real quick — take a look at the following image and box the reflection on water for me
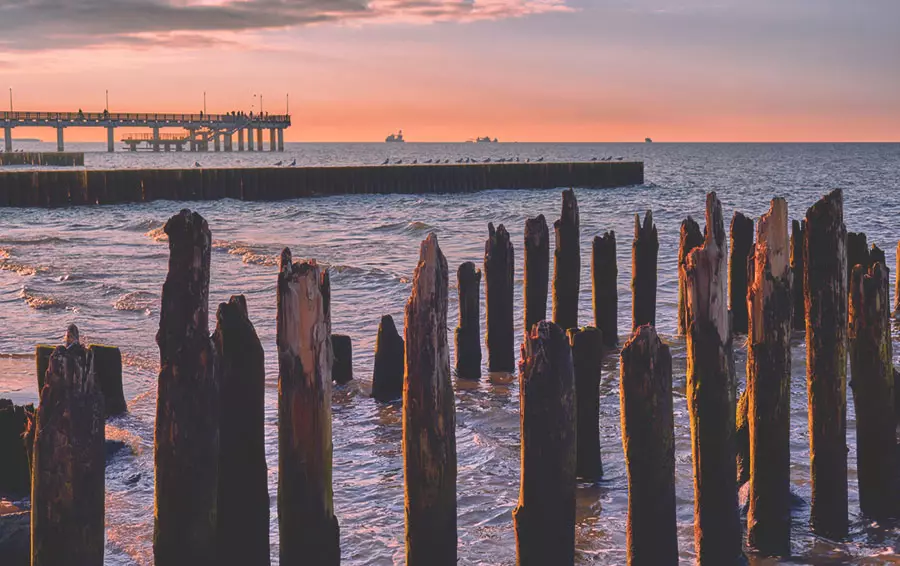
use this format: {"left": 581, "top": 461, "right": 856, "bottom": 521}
{"left": 1, "top": 142, "right": 900, "bottom": 564}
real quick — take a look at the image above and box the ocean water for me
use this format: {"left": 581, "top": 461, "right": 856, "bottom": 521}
{"left": 1, "top": 142, "right": 900, "bottom": 565}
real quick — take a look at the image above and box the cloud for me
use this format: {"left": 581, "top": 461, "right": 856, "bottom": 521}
{"left": 0, "top": 0, "right": 574, "bottom": 52}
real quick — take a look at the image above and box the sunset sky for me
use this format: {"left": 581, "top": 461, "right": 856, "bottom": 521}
{"left": 2, "top": 0, "right": 898, "bottom": 142}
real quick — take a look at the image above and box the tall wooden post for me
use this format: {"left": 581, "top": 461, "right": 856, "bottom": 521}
{"left": 847, "top": 232, "right": 867, "bottom": 290}
{"left": 746, "top": 198, "right": 792, "bottom": 555}
{"left": 730, "top": 211, "right": 754, "bottom": 334}
{"left": 632, "top": 211, "right": 658, "bottom": 330}
{"left": 553, "top": 189, "right": 580, "bottom": 332}
{"left": 791, "top": 220, "right": 806, "bottom": 331}
{"left": 804, "top": 188, "right": 848, "bottom": 539}
{"left": 404, "top": 233, "right": 457, "bottom": 564}
{"left": 455, "top": 261, "right": 482, "bottom": 380}
{"left": 31, "top": 336, "right": 105, "bottom": 566}
{"left": 513, "top": 321, "right": 576, "bottom": 566}
{"left": 154, "top": 209, "right": 219, "bottom": 564}
{"left": 569, "top": 326, "right": 603, "bottom": 481}
{"left": 895, "top": 241, "right": 900, "bottom": 318}
{"left": 485, "top": 222, "right": 515, "bottom": 373}
{"left": 678, "top": 217, "right": 703, "bottom": 335}
{"left": 332, "top": 334, "right": 354, "bottom": 385}
{"left": 372, "top": 315, "right": 404, "bottom": 402}
{"left": 87, "top": 345, "right": 127, "bottom": 416}
{"left": 213, "top": 295, "right": 270, "bottom": 565}
{"left": 684, "top": 192, "right": 743, "bottom": 564}
{"left": 277, "top": 251, "right": 340, "bottom": 564}
{"left": 592, "top": 231, "right": 618, "bottom": 348}
{"left": 524, "top": 215, "right": 549, "bottom": 333}
{"left": 848, "top": 262, "right": 896, "bottom": 520}
{"left": 620, "top": 325, "right": 677, "bottom": 566}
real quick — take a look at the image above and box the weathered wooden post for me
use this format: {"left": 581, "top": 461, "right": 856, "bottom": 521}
{"left": 592, "top": 231, "right": 618, "bottom": 348}
{"left": 0, "top": 399, "right": 32, "bottom": 496}
{"left": 332, "top": 334, "right": 354, "bottom": 385}
{"left": 213, "top": 295, "right": 270, "bottom": 565}
{"left": 372, "top": 314, "right": 404, "bottom": 402}
{"left": 678, "top": 217, "right": 703, "bottom": 335}
{"left": 553, "top": 189, "right": 580, "bottom": 332}
{"left": 32, "top": 333, "right": 105, "bottom": 566}
{"left": 513, "top": 321, "right": 576, "bottom": 566}
{"left": 735, "top": 389, "right": 750, "bottom": 487}
{"left": 895, "top": 241, "right": 900, "bottom": 318}
{"left": 455, "top": 261, "right": 482, "bottom": 380}
{"left": 404, "top": 233, "right": 457, "bottom": 564}
{"left": 88, "top": 344, "right": 127, "bottom": 416}
{"left": 730, "top": 211, "right": 754, "bottom": 334}
{"left": 485, "top": 222, "right": 515, "bottom": 373}
{"left": 804, "top": 188, "right": 848, "bottom": 539}
{"left": 684, "top": 192, "right": 743, "bottom": 564}
{"left": 848, "top": 262, "right": 896, "bottom": 520}
{"left": 746, "top": 198, "right": 792, "bottom": 555}
{"left": 569, "top": 326, "right": 603, "bottom": 481}
{"left": 847, "top": 232, "right": 867, "bottom": 289}
{"left": 791, "top": 220, "right": 806, "bottom": 330}
{"left": 632, "top": 211, "right": 658, "bottom": 330}
{"left": 154, "top": 209, "right": 219, "bottom": 564}
{"left": 620, "top": 325, "right": 677, "bottom": 566}
{"left": 524, "top": 214, "right": 550, "bottom": 333}
{"left": 277, "top": 251, "right": 340, "bottom": 564}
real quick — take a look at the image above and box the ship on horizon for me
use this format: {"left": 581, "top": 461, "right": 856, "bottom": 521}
{"left": 385, "top": 130, "right": 405, "bottom": 143}
{"left": 470, "top": 136, "right": 498, "bottom": 143}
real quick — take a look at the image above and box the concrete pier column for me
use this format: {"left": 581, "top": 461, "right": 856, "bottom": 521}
{"left": 3, "top": 126, "right": 11, "bottom": 152}
{"left": 269, "top": 128, "right": 276, "bottom": 152}
{"left": 152, "top": 126, "right": 161, "bottom": 152}
{"left": 106, "top": 127, "right": 115, "bottom": 153}
{"left": 238, "top": 129, "right": 244, "bottom": 152}
{"left": 277, "top": 128, "right": 284, "bottom": 152}
{"left": 247, "top": 127, "right": 255, "bottom": 151}
{"left": 214, "top": 133, "right": 221, "bottom": 152}
{"left": 57, "top": 127, "right": 65, "bottom": 152}
{"left": 256, "top": 128, "right": 263, "bottom": 151}
{"left": 224, "top": 133, "right": 233, "bottom": 152}
{"left": 189, "top": 129, "right": 197, "bottom": 152}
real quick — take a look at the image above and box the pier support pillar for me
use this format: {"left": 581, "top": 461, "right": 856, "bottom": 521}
{"left": 247, "top": 127, "right": 254, "bottom": 151}
{"left": 238, "top": 129, "right": 244, "bottom": 152}
{"left": 106, "top": 127, "right": 114, "bottom": 153}
{"left": 3, "top": 126, "right": 11, "bottom": 151}
{"left": 56, "top": 127, "right": 65, "bottom": 152}
{"left": 224, "top": 133, "right": 233, "bottom": 152}
{"left": 256, "top": 128, "right": 263, "bottom": 151}
{"left": 189, "top": 129, "right": 197, "bottom": 152}
{"left": 214, "top": 133, "right": 221, "bottom": 152}
{"left": 269, "top": 128, "right": 276, "bottom": 152}
{"left": 277, "top": 128, "right": 284, "bottom": 152}
{"left": 152, "top": 126, "right": 160, "bottom": 152}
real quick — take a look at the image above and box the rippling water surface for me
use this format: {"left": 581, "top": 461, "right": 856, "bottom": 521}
{"left": 2, "top": 142, "right": 900, "bottom": 565}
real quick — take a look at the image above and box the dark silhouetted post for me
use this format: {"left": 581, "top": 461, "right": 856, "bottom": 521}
{"left": 372, "top": 315, "right": 404, "bottom": 402}
{"left": 277, "top": 251, "right": 340, "bottom": 564}
{"left": 214, "top": 295, "right": 270, "bottom": 565}
{"left": 524, "top": 215, "right": 549, "bottom": 334}
{"left": 847, "top": 232, "right": 867, "bottom": 290}
{"left": 678, "top": 217, "right": 703, "bottom": 335}
{"left": 88, "top": 344, "right": 127, "bottom": 416}
{"left": 404, "top": 233, "right": 457, "bottom": 565}
{"left": 332, "top": 334, "right": 354, "bottom": 385}
{"left": 791, "top": 220, "right": 806, "bottom": 330}
{"left": 485, "top": 223, "right": 515, "bottom": 373}
{"left": 0, "top": 399, "right": 32, "bottom": 496}
{"left": 684, "top": 193, "right": 743, "bottom": 564}
{"left": 514, "top": 321, "right": 576, "bottom": 566}
{"left": 804, "top": 188, "right": 848, "bottom": 539}
{"left": 455, "top": 261, "right": 482, "bottom": 380}
{"left": 730, "top": 211, "right": 754, "bottom": 334}
{"left": 569, "top": 326, "right": 603, "bottom": 481}
{"left": 632, "top": 211, "right": 658, "bottom": 330}
{"left": 154, "top": 210, "right": 219, "bottom": 564}
{"left": 896, "top": 242, "right": 900, "bottom": 318}
{"left": 553, "top": 189, "right": 580, "bottom": 332}
{"left": 619, "top": 325, "right": 677, "bottom": 566}
{"left": 746, "top": 198, "right": 792, "bottom": 555}
{"left": 592, "top": 231, "right": 618, "bottom": 348}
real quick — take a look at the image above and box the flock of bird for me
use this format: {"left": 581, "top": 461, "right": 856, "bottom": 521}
{"left": 378, "top": 156, "right": 624, "bottom": 165}
{"left": 193, "top": 158, "right": 297, "bottom": 168}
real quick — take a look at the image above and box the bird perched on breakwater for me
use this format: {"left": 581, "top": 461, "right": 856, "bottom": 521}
{"left": 412, "top": 159, "right": 418, "bottom": 164}
{"left": 536, "top": 157, "right": 544, "bottom": 162}
{"left": 591, "top": 157, "right": 597, "bottom": 161}
{"left": 274, "top": 160, "right": 283, "bottom": 166}
{"left": 615, "top": 156, "right": 624, "bottom": 161}
{"left": 288, "top": 159, "right": 296, "bottom": 167}
{"left": 382, "top": 158, "right": 390, "bottom": 165}
{"left": 395, "top": 159, "right": 403, "bottom": 164}
{"left": 484, "top": 158, "right": 491, "bottom": 163}
{"left": 424, "top": 159, "right": 433, "bottom": 164}
{"left": 194, "top": 161, "right": 201, "bottom": 168}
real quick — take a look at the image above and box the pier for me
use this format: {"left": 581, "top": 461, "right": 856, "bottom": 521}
{"left": 0, "top": 111, "right": 290, "bottom": 153}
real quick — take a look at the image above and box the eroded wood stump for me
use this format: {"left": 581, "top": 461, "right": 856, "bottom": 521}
{"left": 569, "top": 326, "right": 603, "bottom": 481}
{"left": 847, "top": 232, "right": 868, "bottom": 290}
{"left": 372, "top": 314, "right": 404, "bottom": 402}
{"left": 0, "top": 399, "right": 33, "bottom": 496}
{"left": 524, "top": 215, "right": 549, "bottom": 333}
{"left": 804, "top": 188, "right": 848, "bottom": 539}
{"left": 632, "top": 211, "right": 658, "bottom": 330}
{"left": 619, "top": 325, "right": 677, "bottom": 566}
{"left": 791, "top": 220, "right": 806, "bottom": 331}
{"left": 485, "top": 222, "right": 515, "bottom": 373}
{"left": 153, "top": 209, "right": 219, "bottom": 564}
{"left": 553, "top": 189, "right": 580, "bottom": 332}
{"left": 404, "top": 233, "right": 457, "bottom": 564}
{"left": 277, "top": 251, "right": 340, "bottom": 564}
{"left": 213, "top": 295, "right": 270, "bottom": 565}
{"left": 88, "top": 344, "right": 127, "bottom": 416}
{"left": 332, "top": 333, "right": 354, "bottom": 385}
{"left": 455, "top": 261, "right": 482, "bottom": 380}
{"left": 592, "top": 231, "right": 618, "bottom": 348}
{"left": 735, "top": 389, "right": 750, "bottom": 488}
{"left": 746, "top": 198, "right": 792, "bottom": 555}
{"left": 513, "top": 321, "right": 576, "bottom": 566}
{"left": 730, "top": 211, "right": 754, "bottom": 335}
{"left": 34, "top": 345, "right": 53, "bottom": 392}
{"left": 678, "top": 217, "right": 703, "bottom": 335}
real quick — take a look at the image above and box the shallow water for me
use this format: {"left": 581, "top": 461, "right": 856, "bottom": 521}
{"left": 2, "top": 142, "right": 900, "bottom": 564}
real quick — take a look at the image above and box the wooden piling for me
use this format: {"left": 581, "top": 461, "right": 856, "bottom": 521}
{"left": 213, "top": 295, "right": 270, "bottom": 565}
{"left": 277, "top": 251, "right": 340, "bottom": 564}
{"left": 632, "top": 211, "right": 658, "bottom": 330}
{"left": 553, "top": 189, "right": 580, "bottom": 332}
{"left": 791, "top": 220, "right": 806, "bottom": 331}
{"left": 735, "top": 389, "right": 750, "bottom": 487}
{"left": 455, "top": 261, "right": 482, "bottom": 380}
{"left": 35, "top": 345, "right": 54, "bottom": 392}
{"left": 804, "top": 188, "right": 848, "bottom": 539}
{"left": 746, "top": 198, "right": 792, "bottom": 555}
{"left": 848, "top": 262, "right": 896, "bottom": 519}
{"left": 332, "top": 334, "right": 354, "bottom": 385}
{"left": 592, "top": 231, "right": 618, "bottom": 348}
{"left": 730, "top": 212, "right": 754, "bottom": 334}
{"left": 0, "top": 399, "right": 33, "bottom": 496}
{"left": 372, "top": 315, "right": 405, "bottom": 402}
{"left": 619, "top": 325, "right": 677, "bottom": 566}
{"left": 153, "top": 209, "right": 219, "bottom": 564}
{"left": 896, "top": 241, "right": 900, "bottom": 318}
{"left": 569, "top": 326, "right": 603, "bottom": 481}
{"left": 678, "top": 217, "right": 704, "bottom": 335}
{"left": 524, "top": 215, "right": 550, "bottom": 333}
{"left": 403, "top": 233, "right": 457, "bottom": 564}
{"left": 513, "top": 320, "right": 576, "bottom": 566}
{"left": 31, "top": 337, "right": 105, "bottom": 566}
{"left": 847, "top": 232, "right": 867, "bottom": 289}
{"left": 485, "top": 223, "right": 515, "bottom": 373}
{"left": 684, "top": 192, "right": 743, "bottom": 564}
{"left": 87, "top": 344, "right": 127, "bottom": 416}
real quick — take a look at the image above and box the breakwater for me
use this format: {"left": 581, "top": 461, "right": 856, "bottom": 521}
{"left": 0, "top": 161, "right": 642, "bottom": 207}
{"left": 0, "top": 152, "right": 84, "bottom": 167}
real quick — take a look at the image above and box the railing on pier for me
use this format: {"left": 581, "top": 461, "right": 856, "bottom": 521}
{"left": 122, "top": 133, "right": 190, "bottom": 142}
{"left": 1, "top": 111, "right": 291, "bottom": 125}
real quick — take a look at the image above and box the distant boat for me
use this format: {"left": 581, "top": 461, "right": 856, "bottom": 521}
{"left": 645, "top": 137, "right": 653, "bottom": 143}
{"left": 473, "top": 136, "right": 498, "bottom": 143}
{"left": 386, "top": 130, "right": 405, "bottom": 143}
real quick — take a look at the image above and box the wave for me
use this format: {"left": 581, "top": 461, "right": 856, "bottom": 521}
{"left": 0, "top": 236, "right": 68, "bottom": 246}
{"left": 212, "top": 240, "right": 280, "bottom": 267}
{"left": 124, "top": 219, "right": 164, "bottom": 233}
{"left": 372, "top": 221, "right": 434, "bottom": 234}
{"left": 0, "top": 247, "right": 48, "bottom": 276}
{"left": 18, "top": 287, "right": 68, "bottom": 310}
{"left": 114, "top": 291, "right": 157, "bottom": 314}
{"left": 145, "top": 226, "right": 168, "bottom": 243}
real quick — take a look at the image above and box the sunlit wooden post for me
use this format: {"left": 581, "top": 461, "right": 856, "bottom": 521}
{"left": 678, "top": 217, "right": 703, "bottom": 335}
{"left": 553, "top": 189, "right": 580, "bottom": 332}
{"left": 485, "top": 222, "right": 515, "bottom": 373}
{"left": 790, "top": 220, "right": 806, "bottom": 331}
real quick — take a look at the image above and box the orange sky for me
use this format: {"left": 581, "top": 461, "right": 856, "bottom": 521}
{"left": 2, "top": 1, "right": 899, "bottom": 142}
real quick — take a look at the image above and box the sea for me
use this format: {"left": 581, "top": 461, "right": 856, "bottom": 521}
{"left": 1, "top": 141, "right": 900, "bottom": 565}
